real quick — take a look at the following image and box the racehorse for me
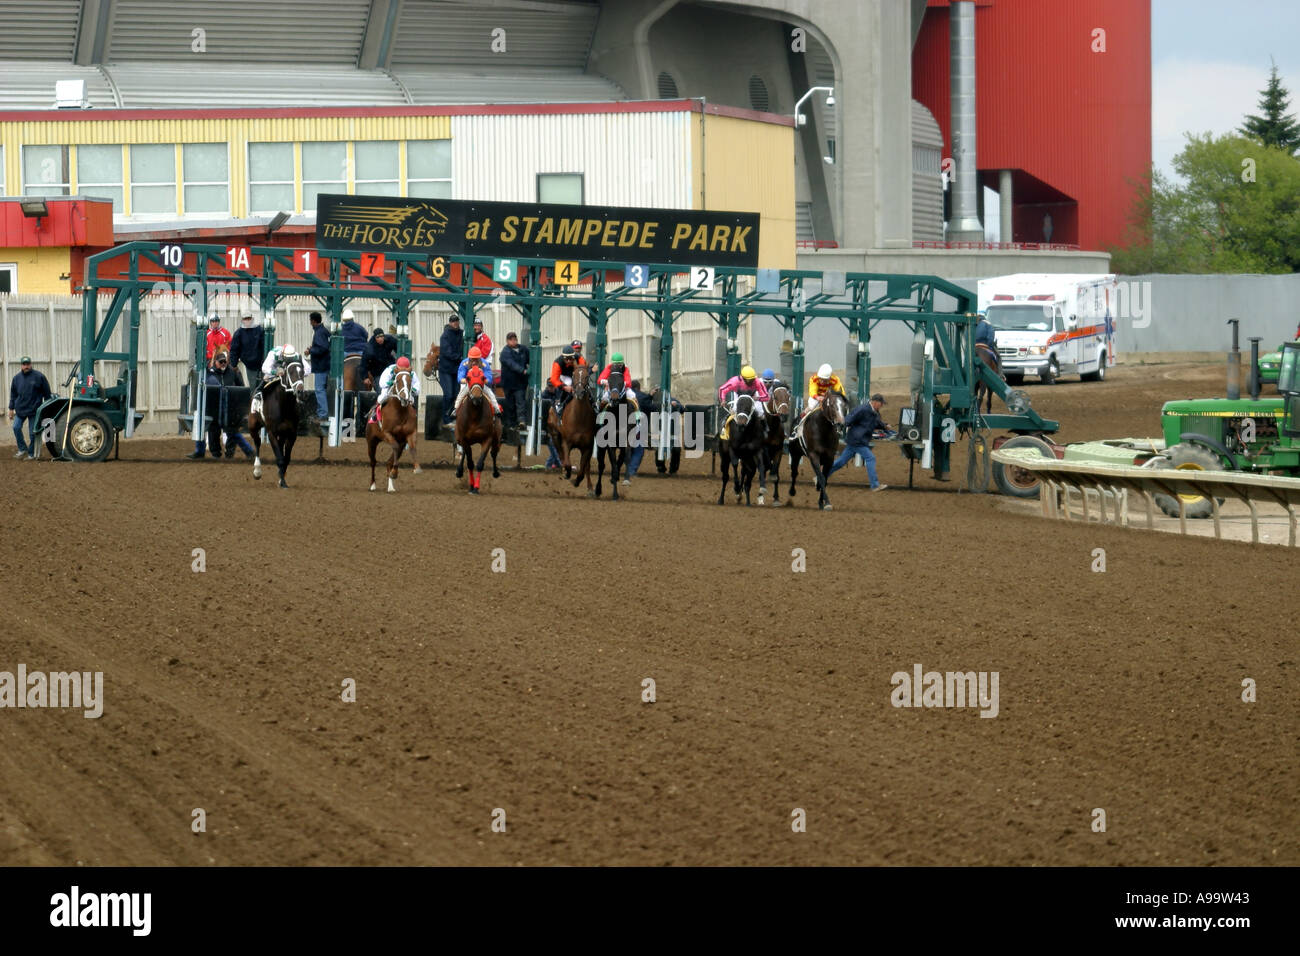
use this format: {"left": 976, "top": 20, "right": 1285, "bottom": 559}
{"left": 788, "top": 391, "right": 848, "bottom": 510}
{"left": 974, "top": 342, "right": 1004, "bottom": 415}
{"left": 594, "top": 369, "right": 636, "bottom": 501}
{"left": 421, "top": 341, "right": 440, "bottom": 380}
{"left": 366, "top": 368, "right": 420, "bottom": 493}
{"left": 760, "top": 385, "right": 791, "bottom": 506}
{"left": 249, "top": 359, "right": 305, "bottom": 488}
{"left": 547, "top": 364, "right": 598, "bottom": 494}
{"left": 454, "top": 373, "right": 501, "bottom": 495}
{"left": 717, "top": 393, "right": 768, "bottom": 506}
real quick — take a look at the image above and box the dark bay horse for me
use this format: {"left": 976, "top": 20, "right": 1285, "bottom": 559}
{"left": 594, "top": 370, "right": 636, "bottom": 501}
{"left": 366, "top": 368, "right": 420, "bottom": 493}
{"left": 249, "top": 359, "right": 305, "bottom": 488}
{"left": 788, "top": 391, "right": 848, "bottom": 510}
{"left": 547, "top": 365, "right": 597, "bottom": 494}
{"left": 454, "top": 376, "right": 501, "bottom": 494}
{"left": 974, "top": 342, "right": 1004, "bottom": 415}
{"left": 761, "top": 385, "right": 791, "bottom": 506}
{"left": 717, "top": 393, "right": 768, "bottom": 506}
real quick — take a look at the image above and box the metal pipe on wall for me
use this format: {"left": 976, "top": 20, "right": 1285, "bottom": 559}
{"left": 948, "top": 1, "right": 984, "bottom": 241}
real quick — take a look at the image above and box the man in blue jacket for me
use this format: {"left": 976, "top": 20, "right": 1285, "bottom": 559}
{"left": 8, "top": 356, "right": 52, "bottom": 460}
{"left": 228, "top": 311, "right": 265, "bottom": 388}
{"left": 186, "top": 352, "right": 255, "bottom": 460}
{"left": 307, "top": 312, "right": 331, "bottom": 420}
{"left": 498, "top": 331, "right": 529, "bottom": 429}
{"left": 826, "top": 393, "right": 891, "bottom": 491}
{"left": 437, "top": 315, "right": 464, "bottom": 425}
{"left": 361, "top": 327, "right": 396, "bottom": 388}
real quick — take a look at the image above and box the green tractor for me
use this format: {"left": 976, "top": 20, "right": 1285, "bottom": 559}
{"left": 1152, "top": 341, "right": 1300, "bottom": 517}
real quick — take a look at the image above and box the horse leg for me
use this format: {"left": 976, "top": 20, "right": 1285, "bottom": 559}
{"left": 367, "top": 432, "right": 380, "bottom": 491}
{"left": 491, "top": 434, "right": 501, "bottom": 479}
{"left": 595, "top": 445, "right": 605, "bottom": 498}
{"left": 756, "top": 448, "right": 767, "bottom": 506}
{"left": 408, "top": 425, "right": 421, "bottom": 475}
{"left": 250, "top": 416, "right": 263, "bottom": 480}
{"left": 717, "top": 447, "right": 730, "bottom": 506}
{"left": 474, "top": 442, "right": 490, "bottom": 493}
{"left": 612, "top": 447, "right": 624, "bottom": 501}
{"left": 383, "top": 434, "right": 401, "bottom": 493}
{"left": 770, "top": 447, "right": 782, "bottom": 504}
{"left": 455, "top": 434, "right": 465, "bottom": 478}
{"left": 811, "top": 453, "right": 831, "bottom": 510}
{"left": 788, "top": 447, "right": 801, "bottom": 503}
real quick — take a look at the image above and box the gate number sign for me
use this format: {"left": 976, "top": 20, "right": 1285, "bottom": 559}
{"left": 159, "top": 243, "right": 183, "bottom": 268}
{"left": 359, "top": 252, "right": 386, "bottom": 277}
{"left": 554, "top": 260, "right": 579, "bottom": 285}
{"left": 493, "top": 258, "right": 518, "bottom": 283}
{"left": 226, "top": 246, "right": 252, "bottom": 271}
{"left": 624, "top": 264, "right": 649, "bottom": 288}
{"left": 691, "top": 267, "right": 715, "bottom": 290}
{"left": 294, "top": 249, "right": 316, "bottom": 273}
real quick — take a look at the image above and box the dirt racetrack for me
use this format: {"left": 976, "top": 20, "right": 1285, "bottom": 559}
{"left": 1, "top": 362, "right": 1295, "bottom": 866}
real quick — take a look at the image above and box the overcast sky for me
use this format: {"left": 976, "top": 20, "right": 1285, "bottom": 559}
{"left": 1153, "top": 0, "right": 1300, "bottom": 177}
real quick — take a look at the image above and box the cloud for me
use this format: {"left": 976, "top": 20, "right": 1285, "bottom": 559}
{"left": 1154, "top": 57, "right": 1300, "bottom": 176}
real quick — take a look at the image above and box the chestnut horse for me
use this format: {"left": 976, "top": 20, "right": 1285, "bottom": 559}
{"left": 366, "top": 368, "right": 420, "bottom": 493}
{"left": 547, "top": 365, "right": 598, "bottom": 494}
{"left": 421, "top": 341, "right": 440, "bottom": 379}
{"left": 454, "top": 376, "right": 501, "bottom": 494}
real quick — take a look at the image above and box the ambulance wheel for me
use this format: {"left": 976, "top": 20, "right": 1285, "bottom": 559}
{"left": 1040, "top": 358, "right": 1059, "bottom": 385}
{"left": 1082, "top": 351, "right": 1107, "bottom": 382}
{"left": 992, "top": 434, "right": 1055, "bottom": 499}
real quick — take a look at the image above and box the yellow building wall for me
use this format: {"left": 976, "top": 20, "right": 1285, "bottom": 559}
{"left": 691, "top": 113, "right": 796, "bottom": 270}
{"left": 1, "top": 115, "right": 451, "bottom": 218}
{"left": 0, "top": 246, "right": 71, "bottom": 294}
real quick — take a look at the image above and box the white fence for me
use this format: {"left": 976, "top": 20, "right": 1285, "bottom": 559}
{"left": 0, "top": 285, "right": 743, "bottom": 424}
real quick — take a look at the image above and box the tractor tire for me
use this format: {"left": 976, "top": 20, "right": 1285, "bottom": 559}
{"left": 992, "top": 434, "right": 1055, "bottom": 499}
{"left": 1040, "top": 357, "right": 1059, "bottom": 385}
{"left": 45, "top": 406, "right": 114, "bottom": 463}
{"left": 1151, "top": 444, "right": 1225, "bottom": 519}
{"left": 1081, "top": 351, "right": 1107, "bottom": 382}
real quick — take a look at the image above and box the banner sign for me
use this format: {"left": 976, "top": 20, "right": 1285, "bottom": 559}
{"left": 315, "top": 194, "right": 760, "bottom": 268}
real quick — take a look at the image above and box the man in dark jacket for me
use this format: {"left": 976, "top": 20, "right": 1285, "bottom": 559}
{"left": 307, "top": 312, "right": 331, "bottom": 419}
{"left": 499, "top": 332, "right": 529, "bottom": 428}
{"left": 186, "top": 352, "right": 254, "bottom": 460}
{"left": 340, "top": 309, "right": 369, "bottom": 390}
{"left": 361, "top": 328, "right": 396, "bottom": 388}
{"left": 647, "top": 386, "right": 684, "bottom": 475}
{"left": 227, "top": 312, "right": 265, "bottom": 388}
{"left": 624, "top": 379, "right": 655, "bottom": 482}
{"left": 8, "top": 356, "right": 52, "bottom": 460}
{"left": 827, "top": 393, "right": 890, "bottom": 490}
{"left": 438, "top": 315, "right": 464, "bottom": 424}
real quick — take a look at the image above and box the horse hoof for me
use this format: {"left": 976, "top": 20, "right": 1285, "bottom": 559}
{"left": 586, "top": 490, "right": 596, "bottom": 498}
{"left": 369, "top": 483, "right": 375, "bottom": 492}
{"left": 758, "top": 494, "right": 765, "bottom": 506}
{"left": 469, "top": 487, "right": 479, "bottom": 495}
{"left": 412, "top": 466, "right": 422, "bottom": 475}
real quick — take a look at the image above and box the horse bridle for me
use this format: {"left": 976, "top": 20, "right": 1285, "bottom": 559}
{"left": 277, "top": 360, "right": 305, "bottom": 393}
{"left": 766, "top": 386, "right": 791, "bottom": 417}
{"left": 730, "top": 393, "right": 755, "bottom": 426}
{"left": 392, "top": 370, "right": 412, "bottom": 407}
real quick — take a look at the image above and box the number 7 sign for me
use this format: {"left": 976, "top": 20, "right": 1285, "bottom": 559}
{"left": 360, "top": 252, "right": 386, "bottom": 277}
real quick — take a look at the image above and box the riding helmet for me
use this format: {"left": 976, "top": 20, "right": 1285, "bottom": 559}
{"left": 396, "top": 356, "right": 411, "bottom": 369}
{"left": 468, "top": 347, "right": 482, "bottom": 359}
{"left": 817, "top": 363, "right": 833, "bottom": 379}
{"left": 762, "top": 369, "right": 775, "bottom": 380}
{"left": 741, "top": 366, "right": 756, "bottom": 380}
{"left": 611, "top": 352, "right": 624, "bottom": 363}
{"left": 282, "top": 344, "right": 297, "bottom": 357}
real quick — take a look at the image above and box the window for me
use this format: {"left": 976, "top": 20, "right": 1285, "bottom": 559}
{"left": 182, "top": 143, "right": 229, "bottom": 215}
{"left": 406, "top": 140, "right": 451, "bottom": 198}
{"left": 355, "top": 141, "right": 399, "bottom": 196}
{"left": 76, "top": 144, "right": 124, "bottom": 213}
{"left": 302, "top": 141, "right": 346, "bottom": 211}
{"left": 130, "top": 144, "right": 176, "bottom": 214}
{"left": 249, "top": 142, "right": 294, "bottom": 213}
{"left": 0, "top": 263, "right": 15, "bottom": 294}
{"left": 23, "top": 145, "right": 70, "bottom": 197}
{"left": 538, "top": 173, "right": 583, "bottom": 205}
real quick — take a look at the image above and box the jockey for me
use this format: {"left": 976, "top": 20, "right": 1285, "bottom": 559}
{"left": 375, "top": 355, "right": 420, "bottom": 408}
{"left": 453, "top": 346, "right": 501, "bottom": 415}
{"left": 760, "top": 367, "right": 787, "bottom": 396}
{"left": 259, "top": 343, "right": 305, "bottom": 387}
{"left": 806, "top": 363, "right": 846, "bottom": 411}
{"left": 718, "top": 365, "right": 769, "bottom": 420}
{"left": 597, "top": 352, "right": 637, "bottom": 407}
{"left": 975, "top": 313, "right": 997, "bottom": 351}
{"left": 546, "top": 345, "right": 588, "bottom": 418}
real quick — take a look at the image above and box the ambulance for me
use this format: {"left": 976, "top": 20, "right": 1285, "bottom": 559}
{"left": 976, "top": 273, "right": 1117, "bottom": 384}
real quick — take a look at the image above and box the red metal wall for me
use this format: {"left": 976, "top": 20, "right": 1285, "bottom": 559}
{"left": 913, "top": 0, "right": 1151, "bottom": 251}
{"left": 0, "top": 198, "right": 113, "bottom": 248}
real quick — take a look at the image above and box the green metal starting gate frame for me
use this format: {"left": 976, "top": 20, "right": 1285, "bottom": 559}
{"left": 39, "top": 240, "right": 1058, "bottom": 482}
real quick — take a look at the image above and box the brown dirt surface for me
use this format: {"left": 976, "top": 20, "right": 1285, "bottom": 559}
{"left": 0, "top": 362, "right": 1295, "bottom": 866}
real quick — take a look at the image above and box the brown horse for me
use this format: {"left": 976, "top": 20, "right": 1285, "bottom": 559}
{"left": 421, "top": 341, "right": 441, "bottom": 379}
{"left": 547, "top": 365, "right": 598, "bottom": 494}
{"left": 788, "top": 391, "right": 848, "bottom": 510}
{"left": 249, "top": 358, "right": 305, "bottom": 488}
{"left": 761, "top": 385, "right": 792, "bottom": 505}
{"left": 366, "top": 368, "right": 420, "bottom": 493}
{"left": 974, "top": 342, "right": 1003, "bottom": 415}
{"left": 454, "top": 378, "right": 501, "bottom": 494}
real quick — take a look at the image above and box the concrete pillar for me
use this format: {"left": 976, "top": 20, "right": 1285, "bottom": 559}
{"left": 999, "top": 170, "right": 1013, "bottom": 244}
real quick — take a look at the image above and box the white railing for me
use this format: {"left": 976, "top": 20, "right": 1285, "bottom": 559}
{"left": 992, "top": 447, "right": 1300, "bottom": 546}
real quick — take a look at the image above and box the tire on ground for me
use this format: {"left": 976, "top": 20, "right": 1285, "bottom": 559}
{"left": 1151, "top": 443, "right": 1225, "bottom": 519}
{"left": 45, "top": 405, "right": 114, "bottom": 462}
{"left": 992, "top": 433, "right": 1055, "bottom": 499}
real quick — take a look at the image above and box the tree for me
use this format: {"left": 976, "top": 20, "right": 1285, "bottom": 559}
{"left": 1108, "top": 133, "right": 1300, "bottom": 274}
{"left": 1239, "top": 62, "right": 1300, "bottom": 156}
